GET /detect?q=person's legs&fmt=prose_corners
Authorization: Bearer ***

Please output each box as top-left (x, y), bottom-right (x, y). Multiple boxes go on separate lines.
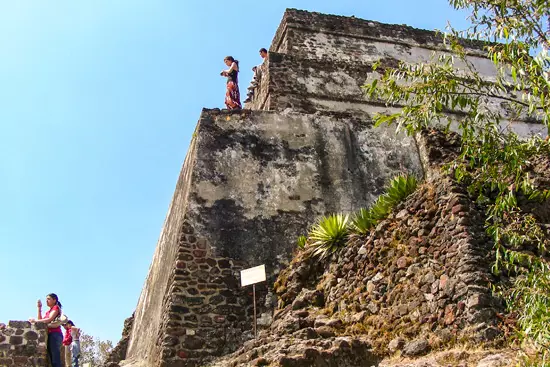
top-left (64, 345), bottom-right (71, 367)
top-left (71, 341), bottom-right (80, 367)
top-left (49, 332), bottom-right (63, 367)
top-left (46, 334), bottom-right (53, 365)
top-left (225, 82), bottom-right (241, 109)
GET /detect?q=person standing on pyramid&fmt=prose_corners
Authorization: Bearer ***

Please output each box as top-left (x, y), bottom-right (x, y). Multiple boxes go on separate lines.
top-left (220, 56), bottom-right (241, 110)
top-left (29, 293), bottom-right (64, 367)
top-left (244, 48), bottom-right (269, 104)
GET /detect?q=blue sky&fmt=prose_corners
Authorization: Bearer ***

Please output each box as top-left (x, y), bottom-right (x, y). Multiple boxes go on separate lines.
top-left (0, 1), bottom-right (470, 343)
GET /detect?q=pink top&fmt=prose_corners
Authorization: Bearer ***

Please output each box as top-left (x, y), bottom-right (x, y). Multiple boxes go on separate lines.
top-left (45, 305), bottom-right (62, 334)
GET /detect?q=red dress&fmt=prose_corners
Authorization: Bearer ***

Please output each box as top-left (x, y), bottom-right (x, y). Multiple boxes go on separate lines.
top-left (225, 69), bottom-right (241, 110)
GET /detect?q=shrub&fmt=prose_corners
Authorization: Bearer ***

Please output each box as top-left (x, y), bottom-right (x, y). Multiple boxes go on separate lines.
top-left (351, 175), bottom-right (418, 235)
top-left (308, 214), bottom-right (350, 259)
top-left (351, 208), bottom-right (376, 235)
top-left (508, 265), bottom-right (550, 352)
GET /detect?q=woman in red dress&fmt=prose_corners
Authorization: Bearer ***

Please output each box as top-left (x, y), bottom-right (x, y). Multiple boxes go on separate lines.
top-left (220, 56), bottom-right (241, 110)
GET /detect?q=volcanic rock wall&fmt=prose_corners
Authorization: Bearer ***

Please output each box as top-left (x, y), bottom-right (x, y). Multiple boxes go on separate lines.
top-left (121, 109), bottom-right (423, 367)
top-left (121, 8), bottom-right (546, 367)
top-left (0, 321), bottom-right (48, 367)
top-left (247, 9), bottom-right (546, 138)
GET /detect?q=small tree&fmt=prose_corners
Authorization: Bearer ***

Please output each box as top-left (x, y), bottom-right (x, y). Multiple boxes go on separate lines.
top-left (365, 0), bottom-right (550, 363)
top-left (79, 332), bottom-right (113, 366)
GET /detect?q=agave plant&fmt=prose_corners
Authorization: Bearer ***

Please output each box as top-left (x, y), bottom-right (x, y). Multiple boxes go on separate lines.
top-left (385, 175), bottom-right (418, 206)
top-left (350, 175), bottom-right (418, 236)
top-left (372, 175), bottom-right (418, 217)
top-left (296, 235), bottom-right (307, 250)
top-left (369, 195), bottom-right (391, 221)
top-left (308, 213), bottom-right (350, 259)
top-left (351, 208), bottom-right (376, 235)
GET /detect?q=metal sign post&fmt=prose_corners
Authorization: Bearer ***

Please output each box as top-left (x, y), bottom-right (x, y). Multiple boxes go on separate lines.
top-left (240, 264), bottom-right (266, 339)
top-left (253, 284), bottom-right (257, 338)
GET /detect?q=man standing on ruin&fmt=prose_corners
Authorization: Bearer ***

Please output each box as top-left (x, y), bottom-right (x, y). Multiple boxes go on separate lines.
top-left (244, 48), bottom-right (269, 104)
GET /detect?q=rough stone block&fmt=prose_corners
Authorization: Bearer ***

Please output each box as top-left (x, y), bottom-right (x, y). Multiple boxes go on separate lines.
top-left (8, 336), bottom-right (23, 345)
top-left (7, 322), bottom-right (30, 329)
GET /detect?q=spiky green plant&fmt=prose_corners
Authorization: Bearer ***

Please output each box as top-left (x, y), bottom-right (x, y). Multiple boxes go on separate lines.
top-left (351, 175), bottom-right (418, 235)
top-left (351, 208), bottom-right (376, 235)
top-left (373, 175), bottom-right (418, 218)
top-left (296, 235), bottom-right (307, 250)
top-left (308, 214), bottom-right (350, 259)
top-left (385, 175), bottom-right (418, 206)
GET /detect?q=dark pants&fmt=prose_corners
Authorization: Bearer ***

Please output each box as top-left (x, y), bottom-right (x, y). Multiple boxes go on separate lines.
top-left (47, 332), bottom-right (63, 367)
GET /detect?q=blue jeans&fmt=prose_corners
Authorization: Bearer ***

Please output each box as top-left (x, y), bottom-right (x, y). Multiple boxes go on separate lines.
top-left (47, 332), bottom-right (63, 367)
top-left (71, 340), bottom-right (80, 367)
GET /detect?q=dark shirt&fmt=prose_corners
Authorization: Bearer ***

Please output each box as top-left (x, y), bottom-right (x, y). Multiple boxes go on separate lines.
top-left (227, 69), bottom-right (238, 84)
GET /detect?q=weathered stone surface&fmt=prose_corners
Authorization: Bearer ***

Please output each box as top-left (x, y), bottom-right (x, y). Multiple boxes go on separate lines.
top-left (118, 8), bottom-right (547, 367)
top-left (104, 314), bottom-right (134, 364)
top-left (387, 337), bottom-right (405, 353)
top-left (402, 339), bottom-right (430, 357)
top-left (476, 353), bottom-right (511, 367)
top-left (123, 107), bottom-right (423, 366)
top-left (0, 321), bottom-right (47, 366)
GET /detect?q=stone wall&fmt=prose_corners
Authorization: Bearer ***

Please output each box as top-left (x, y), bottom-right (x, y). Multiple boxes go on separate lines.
top-left (0, 321), bottom-right (48, 367)
top-left (105, 314), bottom-right (134, 365)
top-left (275, 134), bottom-right (503, 352)
top-left (204, 131), bottom-right (506, 367)
top-left (271, 9), bottom-right (488, 56)
top-left (124, 128), bottom-right (200, 367)
top-left (121, 8), bottom-right (547, 367)
top-left (246, 9), bottom-right (546, 138)
top-left (323, 175), bottom-right (501, 347)
top-left (121, 108), bottom-right (424, 367)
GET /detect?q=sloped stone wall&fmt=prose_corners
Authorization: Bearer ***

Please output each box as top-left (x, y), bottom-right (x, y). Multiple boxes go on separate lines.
top-left (270, 132), bottom-right (503, 360)
top-left (121, 108), bottom-right (423, 367)
top-left (0, 321), bottom-right (48, 367)
top-left (324, 175), bottom-right (501, 349)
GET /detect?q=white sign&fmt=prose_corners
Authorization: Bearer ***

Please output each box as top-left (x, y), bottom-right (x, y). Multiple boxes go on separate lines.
top-left (240, 264), bottom-right (266, 287)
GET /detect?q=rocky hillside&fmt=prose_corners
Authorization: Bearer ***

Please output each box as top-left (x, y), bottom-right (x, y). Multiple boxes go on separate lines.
top-left (205, 131), bottom-right (550, 367)
top-left (207, 178), bottom-right (511, 367)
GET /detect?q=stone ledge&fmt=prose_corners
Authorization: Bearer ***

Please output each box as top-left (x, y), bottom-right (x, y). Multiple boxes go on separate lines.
top-left (0, 321), bottom-right (48, 366)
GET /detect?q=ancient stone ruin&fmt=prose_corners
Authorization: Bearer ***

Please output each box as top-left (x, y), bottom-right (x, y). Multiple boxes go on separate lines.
top-left (4, 8), bottom-right (546, 367)
top-left (0, 322), bottom-right (48, 366)
top-left (111, 8), bottom-right (545, 367)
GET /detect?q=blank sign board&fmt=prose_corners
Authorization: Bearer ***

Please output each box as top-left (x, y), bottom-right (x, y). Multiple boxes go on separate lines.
top-left (240, 265), bottom-right (266, 287)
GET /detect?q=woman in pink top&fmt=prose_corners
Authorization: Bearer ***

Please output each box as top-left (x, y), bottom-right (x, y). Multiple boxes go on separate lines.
top-left (29, 293), bottom-right (64, 367)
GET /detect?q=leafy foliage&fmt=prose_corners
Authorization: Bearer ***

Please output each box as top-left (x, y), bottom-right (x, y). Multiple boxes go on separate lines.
top-left (307, 214), bottom-right (350, 259)
top-left (509, 266), bottom-right (550, 349)
top-left (80, 332), bottom-right (113, 366)
top-left (364, 0), bottom-right (550, 360)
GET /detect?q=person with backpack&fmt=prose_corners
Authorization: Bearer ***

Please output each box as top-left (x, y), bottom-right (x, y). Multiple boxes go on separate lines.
top-left (63, 320), bottom-right (81, 367)
top-left (29, 293), bottom-right (64, 367)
